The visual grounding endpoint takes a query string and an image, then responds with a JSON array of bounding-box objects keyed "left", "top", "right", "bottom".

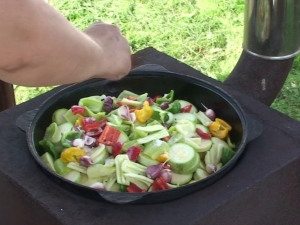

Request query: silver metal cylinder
[{"left": 243, "top": 0, "right": 300, "bottom": 60}]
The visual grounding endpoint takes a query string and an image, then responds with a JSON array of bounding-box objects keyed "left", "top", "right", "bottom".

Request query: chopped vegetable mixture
[{"left": 39, "top": 90, "right": 236, "bottom": 192}]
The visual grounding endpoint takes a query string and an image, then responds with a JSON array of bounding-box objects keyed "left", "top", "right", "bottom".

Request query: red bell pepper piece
[
  {"left": 181, "top": 104, "right": 192, "bottom": 113},
  {"left": 196, "top": 128, "right": 212, "bottom": 139},
  {"left": 98, "top": 125, "right": 121, "bottom": 146},
  {"left": 112, "top": 142, "right": 123, "bottom": 158},
  {"left": 71, "top": 105, "right": 85, "bottom": 115},
  {"left": 153, "top": 95, "right": 162, "bottom": 103},
  {"left": 127, "top": 146, "right": 142, "bottom": 162},
  {"left": 152, "top": 177, "right": 169, "bottom": 191},
  {"left": 126, "top": 183, "right": 146, "bottom": 193},
  {"left": 84, "top": 119, "right": 107, "bottom": 132}
]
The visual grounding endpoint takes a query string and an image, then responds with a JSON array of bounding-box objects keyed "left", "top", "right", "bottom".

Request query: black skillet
[{"left": 16, "top": 64, "right": 263, "bottom": 205}]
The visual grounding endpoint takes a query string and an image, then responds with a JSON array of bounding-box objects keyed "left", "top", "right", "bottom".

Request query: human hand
[{"left": 83, "top": 22, "right": 131, "bottom": 80}]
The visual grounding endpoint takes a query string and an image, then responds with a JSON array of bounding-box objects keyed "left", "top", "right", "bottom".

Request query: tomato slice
[
  {"left": 71, "top": 105, "right": 85, "bottom": 115},
  {"left": 196, "top": 128, "right": 212, "bottom": 139},
  {"left": 112, "top": 142, "right": 123, "bottom": 158},
  {"left": 181, "top": 104, "right": 192, "bottom": 113},
  {"left": 126, "top": 183, "right": 145, "bottom": 193},
  {"left": 152, "top": 177, "right": 169, "bottom": 191}
]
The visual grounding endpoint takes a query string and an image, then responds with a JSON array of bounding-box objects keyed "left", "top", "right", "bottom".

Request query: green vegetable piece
[
  {"left": 61, "top": 131, "right": 82, "bottom": 148},
  {"left": 52, "top": 108, "right": 68, "bottom": 125},
  {"left": 40, "top": 152, "right": 55, "bottom": 172},
  {"left": 137, "top": 93, "right": 148, "bottom": 102},
  {"left": 156, "top": 90, "right": 174, "bottom": 104},
  {"left": 129, "top": 130, "right": 147, "bottom": 140},
  {"left": 117, "top": 90, "right": 139, "bottom": 100},
  {"left": 43, "top": 122, "right": 58, "bottom": 141},
  {"left": 120, "top": 98, "right": 143, "bottom": 107},
  {"left": 39, "top": 140, "right": 59, "bottom": 160},
  {"left": 119, "top": 184, "right": 128, "bottom": 192},
  {"left": 63, "top": 109, "right": 81, "bottom": 124},
  {"left": 147, "top": 120, "right": 161, "bottom": 126},
  {"left": 221, "top": 147, "right": 235, "bottom": 165},
  {"left": 54, "top": 158, "right": 72, "bottom": 175},
  {"left": 107, "top": 114, "right": 123, "bottom": 126},
  {"left": 143, "top": 139, "right": 170, "bottom": 159},
  {"left": 122, "top": 140, "right": 138, "bottom": 152},
  {"left": 79, "top": 97, "right": 103, "bottom": 113},
  {"left": 106, "top": 122, "right": 131, "bottom": 134},
  {"left": 166, "top": 100, "right": 181, "bottom": 114},
  {"left": 84, "top": 106, "right": 105, "bottom": 121}
]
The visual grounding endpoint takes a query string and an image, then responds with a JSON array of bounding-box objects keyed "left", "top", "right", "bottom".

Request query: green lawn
[{"left": 14, "top": 0, "right": 300, "bottom": 121}]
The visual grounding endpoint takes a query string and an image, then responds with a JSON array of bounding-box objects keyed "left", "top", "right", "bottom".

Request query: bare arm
[{"left": 0, "top": 0, "right": 131, "bottom": 86}]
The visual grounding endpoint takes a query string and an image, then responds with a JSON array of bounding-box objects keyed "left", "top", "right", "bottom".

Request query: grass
[{"left": 14, "top": 0, "right": 300, "bottom": 121}]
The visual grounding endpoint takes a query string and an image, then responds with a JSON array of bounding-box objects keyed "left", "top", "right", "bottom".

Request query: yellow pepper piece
[
  {"left": 215, "top": 118, "right": 232, "bottom": 131},
  {"left": 156, "top": 152, "right": 169, "bottom": 163},
  {"left": 208, "top": 118, "right": 232, "bottom": 139},
  {"left": 75, "top": 117, "right": 83, "bottom": 127},
  {"left": 61, "top": 147, "right": 86, "bottom": 163},
  {"left": 210, "top": 128, "right": 229, "bottom": 139},
  {"left": 134, "top": 101, "right": 153, "bottom": 123},
  {"left": 208, "top": 121, "right": 221, "bottom": 132}
]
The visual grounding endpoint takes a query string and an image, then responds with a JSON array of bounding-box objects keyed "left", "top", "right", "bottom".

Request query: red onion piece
[
  {"left": 160, "top": 102, "right": 169, "bottom": 110},
  {"left": 201, "top": 103, "right": 215, "bottom": 120},
  {"left": 72, "top": 126, "right": 83, "bottom": 132},
  {"left": 146, "top": 164, "right": 164, "bottom": 179},
  {"left": 79, "top": 155, "right": 93, "bottom": 167},
  {"left": 103, "top": 96, "right": 114, "bottom": 113},
  {"left": 117, "top": 105, "right": 131, "bottom": 120},
  {"left": 146, "top": 97, "right": 154, "bottom": 106},
  {"left": 84, "top": 135, "right": 96, "bottom": 147},
  {"left": 160, "top": 169, "right": 172, "bottom": 183},
  {"left": 130, "top": 112, "right": 136, "bottom": 123}
]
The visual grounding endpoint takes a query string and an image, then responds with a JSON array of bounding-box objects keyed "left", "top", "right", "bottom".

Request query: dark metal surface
[
  {"left": 0, "top": 80, "right": 15, "bottom": 111},
  {"left": 1, "top": 47, "right": 300, "bottom": 225},
  {"left": 224, "top": 50, "right": 295, "bottom": 105}
]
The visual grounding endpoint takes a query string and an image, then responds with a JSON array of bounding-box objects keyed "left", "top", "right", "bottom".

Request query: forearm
[{"left": 0, "top": 0, "right": 104, "bottom": 86}]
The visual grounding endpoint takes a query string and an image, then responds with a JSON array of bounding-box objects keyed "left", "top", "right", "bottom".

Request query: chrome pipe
[{"left": 243, "top": 0, "right": 300, "bottom": 60}]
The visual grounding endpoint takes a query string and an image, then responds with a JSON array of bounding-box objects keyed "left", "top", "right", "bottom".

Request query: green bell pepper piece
[
  {"left": 156, "top": 90, "right": 174, "bottom": 104},
  {"left": 39, "top": 140, "right": 59, "bottom": 160},
  {"left": 61, "top": 131, "right": 82, "bottom": 148}
]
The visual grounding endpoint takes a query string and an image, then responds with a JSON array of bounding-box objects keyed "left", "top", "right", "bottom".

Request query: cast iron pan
[{"left": 16, "top": 64, "right": 263, "bottom": 205}]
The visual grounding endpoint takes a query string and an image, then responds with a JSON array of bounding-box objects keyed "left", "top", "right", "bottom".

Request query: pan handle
[
  {"left": 245, "top": 115, "right": 263, "bottom": 143},
  {"left": 97, "top": 192, "right": 146, "bottom": 204},
  {"left": 130, "top": 64, "right": 170, "bottom": 73},
  {"left": 16, "top": 109, "right": 38, "bottom": 132}
]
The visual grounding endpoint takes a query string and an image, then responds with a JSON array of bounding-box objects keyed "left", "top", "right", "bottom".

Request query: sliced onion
[
  {"left": 84, "top": 135, "right": 96, "bottom": 147},
  {"left": 117, "top": 105, "right": 131, "bottom": 120},
  {"left": 160, "top": 169, "right": 172, "bottom": 183},
  {"left": 72, "top": 138, "right": 85, "bottom": 148},
  {"left": 206, "top": 164, "right": 216, "bottom": 174},
  {"left": 79, "top": 155, "right": 93, "bottom": 167},
  {"left": 130, "top": 112, "right": 136, "bottom": 123},
  {"left": 90, "top": 182, "right": 106, "bottom": 190},
  {"left": 146, "top": 164, "right": 164, "bottom": 179}
]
